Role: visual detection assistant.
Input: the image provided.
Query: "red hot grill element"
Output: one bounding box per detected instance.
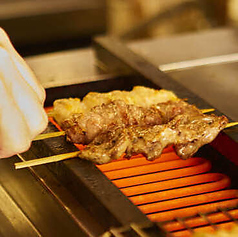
[97,150,238,236]
[163,207,238,237]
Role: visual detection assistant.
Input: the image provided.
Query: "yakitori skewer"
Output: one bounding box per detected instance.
[33,108,216,141]
[15,121,238,170]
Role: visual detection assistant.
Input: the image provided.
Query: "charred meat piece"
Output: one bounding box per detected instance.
[79,125,131,164]
[62,100,199,144]
[79,113,228,164]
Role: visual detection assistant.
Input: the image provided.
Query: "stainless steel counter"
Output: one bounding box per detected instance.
[130,28,238,121]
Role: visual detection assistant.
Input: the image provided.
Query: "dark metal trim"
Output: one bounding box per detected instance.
[23,118,152,236]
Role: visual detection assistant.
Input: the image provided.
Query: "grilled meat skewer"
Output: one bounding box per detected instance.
[79,113,228,164]
[62,99,201,145]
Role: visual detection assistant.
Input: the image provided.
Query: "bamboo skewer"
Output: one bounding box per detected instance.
[15,151,80,169]
[200,108,215,113]
[224,121,238,129]
[15,121,238,170]
[33,131,65,141]
[33,108,216,141]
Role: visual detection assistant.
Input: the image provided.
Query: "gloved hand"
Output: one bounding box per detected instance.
[0,28,48,158]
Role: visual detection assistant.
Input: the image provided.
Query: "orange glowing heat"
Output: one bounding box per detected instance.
[47,108,238,237]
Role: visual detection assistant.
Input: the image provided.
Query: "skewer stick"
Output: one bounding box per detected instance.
[33,131,65,141]
[34,108,215,141]
[15,151,80,169]
[200,108,215,113]
[225,121,238,129]
[14,121,238,169]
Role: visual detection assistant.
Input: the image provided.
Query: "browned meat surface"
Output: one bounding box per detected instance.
[79,113,228,164]
[60,98,228,164]
[62,100,198,144]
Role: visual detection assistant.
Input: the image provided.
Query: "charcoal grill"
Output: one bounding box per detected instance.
[2,34,238,237]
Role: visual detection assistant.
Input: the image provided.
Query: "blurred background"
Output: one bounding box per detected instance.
[0,0,238,56]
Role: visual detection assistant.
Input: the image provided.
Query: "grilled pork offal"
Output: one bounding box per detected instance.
[79,113,228,164]
[61,100,200,145]
[58,99,228,164]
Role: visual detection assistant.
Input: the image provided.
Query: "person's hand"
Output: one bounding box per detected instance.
[0,28,48,158]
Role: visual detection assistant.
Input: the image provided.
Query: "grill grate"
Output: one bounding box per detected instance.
[97,149,238,236]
